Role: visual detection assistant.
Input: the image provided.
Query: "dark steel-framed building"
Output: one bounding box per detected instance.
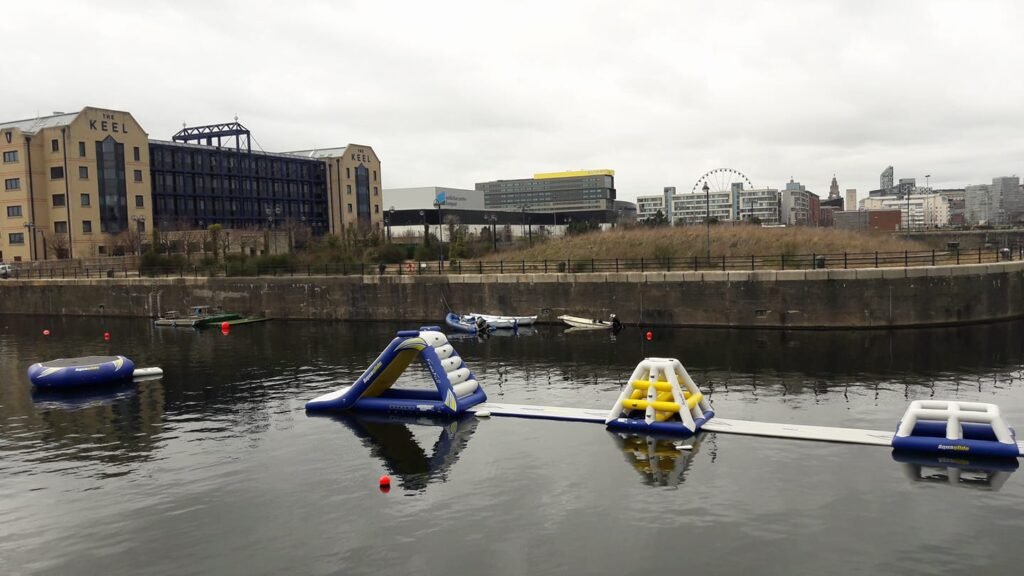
[149,123,330,233]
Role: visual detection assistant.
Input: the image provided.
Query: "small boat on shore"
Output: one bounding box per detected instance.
[558,314,622,331]
[154,305,250,328]
[445,312,497,334]
[468,313,538,326]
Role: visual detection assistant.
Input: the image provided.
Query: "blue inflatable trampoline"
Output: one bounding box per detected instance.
[28,355,136,389]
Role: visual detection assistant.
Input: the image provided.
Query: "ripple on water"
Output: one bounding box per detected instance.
[2,318,1024,575]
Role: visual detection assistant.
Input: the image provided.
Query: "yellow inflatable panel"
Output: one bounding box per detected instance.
[363,348,419,398]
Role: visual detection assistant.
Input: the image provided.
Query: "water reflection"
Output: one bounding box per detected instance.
[610,432,705,487]
[11,379,167,475]
[891,451,1018,491]
[318,413,480,491]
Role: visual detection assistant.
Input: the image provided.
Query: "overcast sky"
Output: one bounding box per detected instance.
[4,0,1024,201]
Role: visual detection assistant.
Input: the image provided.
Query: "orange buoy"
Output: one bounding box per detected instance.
[379,474,391,492]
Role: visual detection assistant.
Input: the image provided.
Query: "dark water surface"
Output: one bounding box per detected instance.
[2,316,1024,575]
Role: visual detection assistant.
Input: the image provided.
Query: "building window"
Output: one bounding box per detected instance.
[79,166,89,179]
[8,232,24,245]
[133,169,143,182]
[54,221,68,234]
[2,150,17,163]
[81,193,91,207]
[50,166,64,179]
[78,141,86,157]
[51,139,59,152]
[133,146,140,161]
[136,220,145,233]
[347,203,353,213]
[373,170,377,181]
[373,186,378,196]
[135,195,144,207]
[96,136,127,234]
[82,220,92,234]
[4,178,19,190]
[374,204,379,214]
[345,167,350,179]
[346,184,352,195]
[7,205,22,217]
[52,194,66,207]
[98,245,106,255]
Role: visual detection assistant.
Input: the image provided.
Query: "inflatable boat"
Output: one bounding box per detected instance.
[444,313,509,334]
[468,313,538,326]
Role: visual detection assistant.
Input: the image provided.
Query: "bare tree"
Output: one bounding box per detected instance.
[123,229,144,255]
[45,232,71,259]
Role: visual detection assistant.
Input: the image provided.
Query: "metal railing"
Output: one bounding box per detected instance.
[2,246,1019,280]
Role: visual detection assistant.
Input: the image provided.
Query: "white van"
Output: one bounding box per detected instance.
[0,264,14,279]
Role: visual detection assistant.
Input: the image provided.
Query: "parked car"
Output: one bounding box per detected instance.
[0,264,12,279]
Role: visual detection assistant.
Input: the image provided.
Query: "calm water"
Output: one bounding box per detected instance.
[2,317,1024,575]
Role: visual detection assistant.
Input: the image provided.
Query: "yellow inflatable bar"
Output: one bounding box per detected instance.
[621,393,704,414]
[621,399,680,412]
[630,382,692,397]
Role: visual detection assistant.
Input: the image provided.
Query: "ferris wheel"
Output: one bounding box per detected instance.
[691,168,754,194]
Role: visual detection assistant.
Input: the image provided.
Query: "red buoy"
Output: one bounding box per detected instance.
[379,474,391,492]
[221,321,230,330]
[103,332,111,341]
[645,331,653,341]
[42,329,51,336]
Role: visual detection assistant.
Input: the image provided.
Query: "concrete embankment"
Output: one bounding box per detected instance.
[1,261,1023,329]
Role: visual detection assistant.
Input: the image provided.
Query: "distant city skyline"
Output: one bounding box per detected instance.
[3,1,1024,205]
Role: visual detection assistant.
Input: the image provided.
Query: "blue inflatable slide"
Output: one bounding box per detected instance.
[304,327,486,416]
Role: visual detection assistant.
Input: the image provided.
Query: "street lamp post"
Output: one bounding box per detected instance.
[486,214,497,252]
[419,210,426,243]
[524,205,532,247]
[520,204,530,244]
[703,181,711,262]
[131,215,146,255]
[906,186,911,237]
[24,222,36,261]
[265,205,282,254]
[434,201,444,270]
[386,207,395,242]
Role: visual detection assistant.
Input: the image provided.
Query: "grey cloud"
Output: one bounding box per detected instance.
[3,0,1023,199]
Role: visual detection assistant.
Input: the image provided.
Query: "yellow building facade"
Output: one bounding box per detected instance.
[0,107,153,261]
[1,106,384,262]
[286,144,384,235]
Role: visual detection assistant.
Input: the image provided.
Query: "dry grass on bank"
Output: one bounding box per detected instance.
[485,226,930,261]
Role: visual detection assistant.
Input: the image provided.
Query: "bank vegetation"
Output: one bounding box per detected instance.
[484,225,930,261]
